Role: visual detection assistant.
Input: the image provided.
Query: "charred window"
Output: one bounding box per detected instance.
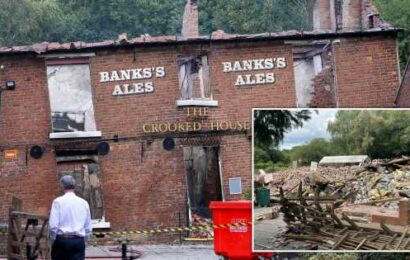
[177,55,217,106]
[46,62,97,136]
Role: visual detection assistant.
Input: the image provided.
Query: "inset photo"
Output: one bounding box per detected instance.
[253,109,410,252]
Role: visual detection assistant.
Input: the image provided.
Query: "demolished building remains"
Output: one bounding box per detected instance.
[255,157,410,250]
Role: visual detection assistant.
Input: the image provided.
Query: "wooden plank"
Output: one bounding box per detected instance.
[285,196,338,201]
[350,221,409,236]
[342,213,359,230]
[367,231,381,242]
[352,229,363,239]
[89,164,104,219]
[381,157,410,166]
[33,219,49,259]
[402,235,410,249]
[7,197,23,259]
[9,253,24,260]
[332,232,350,250]
[387,233,398,245]
[381,222,395,236]
[354,197,401,206]
[395,226,409,249]
[337,227,349,235]
[10,211,48,220]
[22,230,40,237]
[330,211,344,227]
[355,238,367,250]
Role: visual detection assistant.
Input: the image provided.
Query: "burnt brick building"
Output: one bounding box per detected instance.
[0,0,405,247]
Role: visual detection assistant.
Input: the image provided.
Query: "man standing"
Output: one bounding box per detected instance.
[49,175,92,260]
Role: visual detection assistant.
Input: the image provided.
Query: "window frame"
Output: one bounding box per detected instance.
[45,55,101,139]
[176,55,218,107]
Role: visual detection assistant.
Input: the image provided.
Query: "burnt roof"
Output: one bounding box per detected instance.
[0,28,400,56]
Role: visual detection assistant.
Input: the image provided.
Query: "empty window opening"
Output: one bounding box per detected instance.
[46,62,100,138]
[177,55,217,107]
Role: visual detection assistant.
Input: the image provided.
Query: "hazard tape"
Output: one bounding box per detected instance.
[93,221,253,237]
[0,222,253,237]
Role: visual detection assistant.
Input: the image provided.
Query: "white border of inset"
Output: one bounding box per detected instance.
[251,108,410,253]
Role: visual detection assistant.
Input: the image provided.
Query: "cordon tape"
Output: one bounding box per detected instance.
[0,221,253,237]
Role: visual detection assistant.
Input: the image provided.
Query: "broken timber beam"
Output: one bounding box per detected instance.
[332,232,350,250]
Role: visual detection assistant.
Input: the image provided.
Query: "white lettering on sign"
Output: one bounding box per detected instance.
[222,58,287,87]
[99,67,165,96]
[99,67,165,82]
[229,218,248,233]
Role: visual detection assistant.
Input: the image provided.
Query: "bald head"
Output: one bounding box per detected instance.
[60,175,76,191]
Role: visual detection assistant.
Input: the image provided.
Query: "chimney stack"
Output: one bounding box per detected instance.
[342,0,362,30]
[313,0,333,31]
[313,0,364,31]
[182,0,199,38]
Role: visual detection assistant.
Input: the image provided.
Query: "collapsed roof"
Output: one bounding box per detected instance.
[0,0,398,55]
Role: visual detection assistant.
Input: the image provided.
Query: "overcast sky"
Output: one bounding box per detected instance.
[279,109,338,150]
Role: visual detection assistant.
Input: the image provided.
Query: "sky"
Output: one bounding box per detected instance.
[279,109,338,150]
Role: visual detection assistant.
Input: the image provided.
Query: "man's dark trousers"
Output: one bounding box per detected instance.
[51,236,85,260]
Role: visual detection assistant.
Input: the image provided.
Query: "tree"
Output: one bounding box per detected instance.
[290,138,334,165]
[0,0,64,46]
[253,110,312,172]
[254,110,312,148]
[0,0,313,45]
[199,0,312,35]
[374,0,410,70]
[327,110,410,158]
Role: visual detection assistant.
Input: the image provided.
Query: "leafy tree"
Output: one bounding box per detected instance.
[254,110,312,148]
[328,110,410,158]
[0,0,313,45]
[374,0,410,70]
[254,110,312,172]
[254,146,291,172]
[0,0,64,46]
[199,0,312,35]
[290,138,334,165]
[256,110,410,170]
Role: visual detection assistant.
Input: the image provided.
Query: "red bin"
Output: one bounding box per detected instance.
[210,201,274,260]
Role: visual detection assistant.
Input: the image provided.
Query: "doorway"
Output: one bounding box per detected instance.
[58,163,105,221]
[183,146,223,222]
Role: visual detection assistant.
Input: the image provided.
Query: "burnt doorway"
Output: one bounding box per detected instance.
[58,163,105,221]
[183,146,223,221]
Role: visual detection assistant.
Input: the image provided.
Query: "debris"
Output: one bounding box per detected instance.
[277,182,410,250]
[190,214,213,239]
[261,157,410,210]
[259,157,410,250]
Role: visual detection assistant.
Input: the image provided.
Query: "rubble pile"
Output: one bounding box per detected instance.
[278,182,410,250]
[259,157,410,209]
[189,214,213,239]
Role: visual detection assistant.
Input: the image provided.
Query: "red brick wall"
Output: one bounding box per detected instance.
[343,0,362,30]
[0,42,296,241]
[309,67,336,108]
[334,35,400,107]
[315,0,332,30]
[0,35,401,245]
[0,56,58,224]
[309,50,337,108]
[88,42,295,235]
